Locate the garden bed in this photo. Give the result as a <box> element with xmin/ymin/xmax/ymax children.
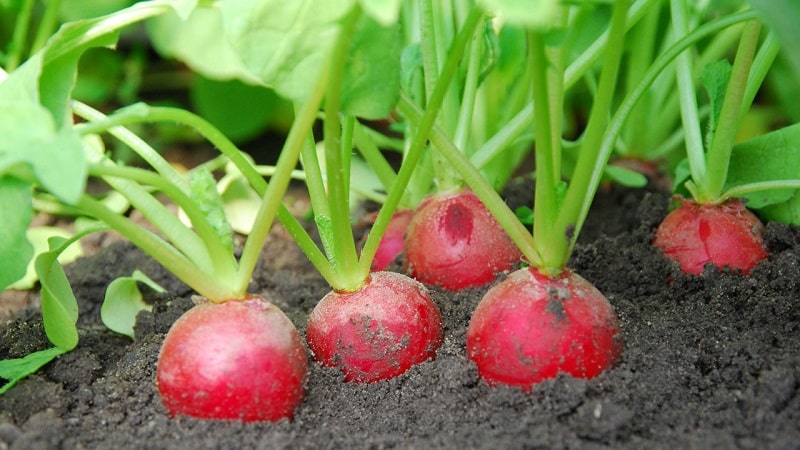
<box><xmin>1</xmin><ymin>186</ymin><xmax>799</xmax><ymax>449</ymax></box>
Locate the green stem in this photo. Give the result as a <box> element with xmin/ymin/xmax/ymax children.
<box><xmin>234</xmin><ymin>8</ymin><xmax>359</xmax><ymax>294</ymax></box>
<box><xmin>580</xmin><ymin>10</ymin><xmax>761</xmax><ymax>250</ymax></box>
<box><xmin>453</xmin><ymin>22</ymin><xmax>482</xmax><ymax>154</ymax></box>
<box><xmin>701</xmin><ymin>20</ymin><xmax>761</xmax><ymax>201</ymax></box>
<box><xmin>358</xmin><ymin>9</ymin><xmax>484</xmax><ymax>274</ymax></box>
<box><xmin>722</xmin><ymin>180</ymin><xmax>800</xmax><ymax>199</ymax></box>
<box><xmin>75</xmin><ymin>195</ymin><xmax>233</xmax><ymax>301</ymax></box>
<box><xmin>741</xmin><ymin>31</ymin><xmax>780</xmax><ymax>123</ymax></box>
<box><xmin>87</xmin><ymin>164</ymin><xmax>237</xmax><ymax>279</ymax></box>
<box><xmin>30</xmin><ymin>0</ymin><xmax>63</xmax><ymax>54</ymax></box>
<box><xmin>322</xmin><ymin>9</ymin><xmax>361</xmax><ymax>291</ymax></box>
<box><xmin>74</xmin><ymin>101</ymin><xmax>334</xmax><ymax>282</ymax></box>
<box><xmin>671</xmin><ymin>0</ymin><xmax>707</xmax><ymax>191</ymax></box>
<box><xmin>72</xmin><ymin>101</ymin><xmax>187</xmax><ymax>191</ymax></box>
<box><xmin>528</xmin><ymin>31</ymin><xmax>559</xmax><ymax>269</ymax></box>
<box><xmin>6</xmin><ymin>0</ymin><xmax>36</xmax><ymax>71</ymax></box>
<box><xmin>353</xmin><ymin>122</ymin><xmax>398</xmax><ymax>191</ymax></box>
<box><xmin>470</xmin><ymin>105</ymin><xmax>534</xmax><ymax>170</ymax></box>
<box><xmin>548</xmin><ymin>0</ymin><xmax>630</xmax><ymax>274</ymax></box>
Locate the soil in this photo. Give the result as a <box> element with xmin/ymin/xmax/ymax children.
<box><xmin>1</xmin><ymin>185</ymin><xmax>799</xmax><ymax>450</ymax></box>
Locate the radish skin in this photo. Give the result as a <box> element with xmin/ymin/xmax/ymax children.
<box><xmin>466</xmin><ymin>267</ymin><xmax>621</xmax><ymax>390</ymax></box>
<box><xmin>306</xmin><ymin>271</ymin><xmax>443</xmax><ymax>382</ymax></box>
<box><xmin>404</xmin><ymin>189</ymin><xmax>521</xmax><ymax>290</ymax></box>
<box><xmin>653</xmin><ymin>198</ymin><xmax>767</xmax><ymax>275</ymax></box>
<box><xmin>157</xmin><ymin>296</ymin><xmax>307</xmax><ymax>422</ymax></box>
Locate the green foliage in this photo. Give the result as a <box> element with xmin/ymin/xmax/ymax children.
<box><xmin>0</xmin><ymin>176</ymin><xmax>33</xmax><ymax>290</ymax></box>
<box><xmin>189</xmin><ymin>168</ymin><xmax>234</xmax><ymax>254</ymax></box>
<box><xmin>0</xmin><ymin>347</ymin><xmax>67</xmax><ymax>394</ymax></box>
<box><xmin>101</xmin><ymin>270</ymin><xmax>163</xmax><ymax>339</ymax></box>
<box><xmin>35</xmin><ymin>236</ymin><xmax>80</xmax><ymax>351</ymax></box>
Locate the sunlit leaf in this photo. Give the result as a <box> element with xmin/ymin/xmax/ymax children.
<box><xmin>101</xmin><ymin>270</ymin><xmax>163</xmax><ymax>339</ymax></box>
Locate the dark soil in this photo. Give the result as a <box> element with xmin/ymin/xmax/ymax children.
<box><xmin>2</xmin><ymin>187</ymin><xmax>799</xmax><ymax>449</ymax></box>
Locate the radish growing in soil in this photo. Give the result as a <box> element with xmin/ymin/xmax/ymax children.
<box><xmin>0</xmin><ymin>0</ymin><xmax>386</xmax><ymax>418</ymax></box>
<box><xmin>157</xmin><ymin>296</ymin><xmax>306</xmax><ymax>421</ymax></box>
<box><xmin>653</xmin><ymin>4</ymin><xmax>800</xmax><ymax>275</ymax></box>
<box><xmin>397</xmin><ymin>0</ymin><xmax>642</xmax><ymax>388</ymax></box>
<box><xmin>404</xmin><ymin>188</ymin><xmax>520</xmax><ymax>290</ymax></box>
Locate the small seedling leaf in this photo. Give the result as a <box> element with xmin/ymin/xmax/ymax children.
<box><xmin>10</xmin><ymin>227</ymin><xmax>84</xmax><ymax>291</ymax></box>
<box><xmin>101</xmin><ymin>270</ymin><xmax>162</xmax><ymax>339</ymax></box>
<box><xmin>35</xmin><ymin>237</ymin><xmax>80</xmax><ymax>351</ymax></box>
<box><xmin>0</xmin><ymin>347</ymin><xmax>67</xmax><ymax>395</ymax></box>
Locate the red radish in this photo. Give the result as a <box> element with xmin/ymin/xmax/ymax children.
<box><xmin>404</xmin><ymin>188</ymin><xmax>521</xmax><ymax>290</ymax></box>
<box><xmin>361</xmin><ymin>209</ymin><xmax>414</xmax><ymax>271</ymax></box>
<box><xmin>466</xmin><ymin>267</ymin><xmax>621</xmax><ymax>390</ymax></box>
<box><xmin>157</xmin><ymin>295</ymin><xmax>307</xmax><ymax>422</ymax></box>
<box><xmin>652</xmin><ymin>197</ymin><xmax>767</xmax><ymax>275</ymax></box>
<box><xmin>306</xmin><ymin>271</ymin><xmax>443</xmax><ymax>383</ymax></box>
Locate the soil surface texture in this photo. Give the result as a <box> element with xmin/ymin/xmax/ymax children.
<box><xmin>1</xmin><ymin>186</ymin><xmax>799</xmax><ymax>450</ymax></box>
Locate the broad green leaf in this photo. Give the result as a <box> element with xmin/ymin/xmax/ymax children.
<box><xmin>34</xmin><ymin>237</ymin><xmax>80</xmax><ymax>351</ymax></box>
<box><xmin>219</xmin><ymin>0</ymin><xmax>355</xmax><ymax>101</ymax></box>
<box><xmin>190</xmin><ymin>168</ymin><xmax>234</xmax><ymax>253</ymax></box>
<box><xmin>147</xmin><ymin>6</ymin><xmax>258</xmax><ymax>83</ymax></box>
<box><xmin>340</xmin><ymin>14</ymin><xmax>401</xmax><ymax>119</ymax></box>
<box><xmin>749</xmin><ymin>0</ymin><xmax>800</xmax><ymax>77</ymax></box>
<box><xmin>101</xmin><ymin>270</ymin><xmax>162</xmax><ymax>339</ymax></box>
<box><xmin>476</xmin><ymin>0</ymin><xmax>558</xmax><ymax>29</ymax></box>
<box><xmin>758</xmin><ymin>190</ymin><xmax>800</xmax><ymax>225</ymax></box>
<box><xmin>189</xmin><ymin>76</ymin><xmax>293</xmax><ymax>142</ymax></box>
<box><xmin>0</xmin><ymin>347</ymin><xmax>67</xmax><ymax>395</ymax></box>
<box><xmin>701</xmin><ymin>60</ymin><xmax>732</xmax><ymax>148</ymax></box>
<box><xmin>10</xmin><ymin>226</ymin><xmax>84</xmax><ymax>290</ymax></box>
<box><xmin>725</xmin><ymin>122</ymin><xmax>800</xmax><ymax>210</ymax></box>
<box><xmin>0</xmin><ymin>101</ymin><xmax>87</xmax><ymax>203</ymax></box>
<box><xmin>0</xmin><ymin>176</ymin><xmax>33</xmax><ymax>290</ymax></box>
<box><xmin>604</xmin><ymin>165</ymin><xmax>648</xmax><ymax>188</ymax></box>
<box><xmin>358</xmin><ymin>0</ymin><xmax>401</xmax><ymax>26</ymax></box>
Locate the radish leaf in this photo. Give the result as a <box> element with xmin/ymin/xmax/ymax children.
<box><xmin>35</xmin><ymin>237</ymin><xmax>80</xmax><ymax>351</ymax></box>
<box><xmin>0</xmin><ymin>347</ymin><xmax>68</xmax><ymax>395</ymax></box>
<box><xmin>0</xmin><ymin>176</ymin><xmax>33</xmax><ymax>290</ymax></box>
<box><xmin>101</xmin><ymin>270</ymin><xmax>163</xmax><ymax>339</ymax></box>
<box><xmin>725</xmin><ymin>122</ymin><xmax>800</xmax><ymax>214</ymax></box>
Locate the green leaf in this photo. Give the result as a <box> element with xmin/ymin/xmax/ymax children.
<box><xmin>758</xmin><ymin>189</ymin><xmax>800</xmax><ymax>225</ymax></box>
<box><xmin>749</xmin><ymin>0</ymin><xmax>800</xmax><ymax>77</ymax></box>
<box><xmin>725</xmin><ymin>122</ymin><xmax>800</xmax><ymax>210</ymax></box>
<box><xmin>604</xmin><ymin>165</ymin><xmax>648</xmax><ymax>188</ymax></box>
<box><xmin>147</xmin><ymin>6</ymin><xmax>258</xmax><ymax>83</ymax></box>
<box><xmin>0</xmin><ymin>101</ymin><xmax>87</xmax><ymax>203</ymax></box>
<box><xmin>340</xmin><ymin>14</ymin><xmax>401</xmax><ymax>119</ymax></box>
<box><xmin>476</xmin><ymin>0</ymin><xmax>558</xmax><ymax>29</ymax></box>
<box><xmin>101</xmin><ymin>270</ymin><xmax>162</xmax><ymax>339</ymax></box>
<box><xmin>10</xmin><ymin>226</ymin><xmax>84</xmax><ymax>290</ymax></box>
<box><xmin>219</xmin><ymin>0</ymin><xmax>355</xmax><ymax>101</ymax></box>
<box><xmin>701</xmin><ymin>60</ymin><xmax>732</xmax><ymax>148</ymax></box>
<box><xmin>357</xmin><ymin>0</ymin><xmax>401</xmax><ymax>26</ymax></box>
<box><xmin>190</xmin><ymin>168</ymin><xmax>234</xmax><ymax>253</ymax></box>
<box><xmin>189</xmin><ymin>76</ymin><xmax>293</xmax><ymax>142</ymax></box>
<box><xmin>34</xmin><ymin>237</ymin><xmax>80</xmax><ymax>351</ymax></box>
<box><xmin>0</xmin><ymin>176</ymin><xmax>33</xmax><ymax>290</ymax></box>
<box><xmin>0</xmin><ymin>347</ymin><xmax>67</xmax><ymax>395</ymax></box>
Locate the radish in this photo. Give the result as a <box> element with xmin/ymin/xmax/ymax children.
<box><xmin>394</xmin><ymin>0</ymin><xmax>633</xmax><ymax>389</ymax></box>
<box><xmin>157</xmin><ymin>296</ymin><xmax>307</xmax><ymax>422</ymax></box>
<box><xmin>362</xmin><ymin>209</ymin><xmax>414</xmax><ymax>271</ymax></box>
<box><xmin>306</xmin><ymin>271</ymin><xmax>442</xmax><ymax>382</ymax></box>
<box><xmin>466</xmin><ymin>268</ymin><xmax>622</xmax><ymax>389</ymax></box>
<box><xmin>404</xmin><ymin>189</ymin><xmax>521</xmax><ymax>290</ymax></box>
<box><xmin>652</xmin><ymin>197</ymin><xmax>767</xmax><ymax>275</ymax></box>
